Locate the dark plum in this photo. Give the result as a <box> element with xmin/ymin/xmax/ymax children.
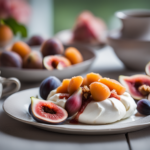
<box><xmin>27</xmin><ymin>35</ymin><xmax>44</xmax><ymax>46</ymax></box>
<box><xmin>41</xmin><ymin>38</ymin><xmax>64</xmax><ymax>57</ymax></box>
<box><xmin>0</xmin><ymin>51</ymin><xmax>22</xmax><ymax>68</ymax></box>
<box><xmin>39</xmin><ymin>76</ymin><xmax>61</xmax><ymax>99</ymax></box>
<box><xmin>65</xmin><ymin>87</ymin><xmax>82</xmax><ymax>116</ymax></box>
<box><xmin>137</xmin><ymin>99</ymin><xmax>150</xmax><ymax>115</ymax></box>
<box><xmin>30</xmin><ymin>97</ymin><xmax>68</xmax><ymax>124</ymax></box>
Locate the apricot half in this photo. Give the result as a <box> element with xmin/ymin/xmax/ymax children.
<box><xmin>68</xmin><ymin>76</ymin><xmax>83</xmax><ymax>95</ymax></box>
<box><xmin>90</xmin><ymin>82</ymin><xmax>110</xmax><ymax>101</ymax></box>
<box><xmin>99</xmin><ymin>78</ymin><xmax>126</xmax><ymax>95</ymax></box>
<box><xmin>56</xmin><ymin>79</ymin><xmax>70</xmax><ymax>93</ymax></box>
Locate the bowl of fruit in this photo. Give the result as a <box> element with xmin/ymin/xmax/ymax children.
<box><xmin>0</xmin><ymin>37</ymin><xmax>96</xmax><ymax>82</ymax></box>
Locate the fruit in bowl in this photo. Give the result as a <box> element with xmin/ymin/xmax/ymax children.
<box><xmin>29</xmin><ymin>72</ymin><xmax>137</xmax><ymax>125</ymax></box>
<box><xmin>27</xmin><ymin>35</ymin><xmax>44</xmax><ymax>46</ymax></box>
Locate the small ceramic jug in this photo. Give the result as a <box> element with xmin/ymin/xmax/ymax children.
<box><xmin>0</xmin><ymin>76</ymin><xmax>21</xmax><ymax>98</ymax></box>
<box><xmin>116</xmin><ymin>9</ymin><xmax>150</xmax><ymax>40</ymax></box>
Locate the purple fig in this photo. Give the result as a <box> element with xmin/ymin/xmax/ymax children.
<box><xmin>65</xmin><ymin>87</ymin><xmax>82</xmax><ymax>117</ymax></box>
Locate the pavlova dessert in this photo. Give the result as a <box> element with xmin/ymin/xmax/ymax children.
<box><xmin>30</xmin><ymin>72</ymin><xmax>137</xmax><ymax>125</ymax></box>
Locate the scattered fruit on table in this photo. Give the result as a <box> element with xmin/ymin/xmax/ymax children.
<box><xmin>65</xmin><ymin>47</ymin><xmax>83</xmax><ymax>64</ymax></box>
<box><xmin>0</xmin><ymin>24</ymin><xmax>13</xmax><ymax>46</ymax></box>
<box><xmin>27</xmin><ymin>35</ymin><xmax>44</xmax><ymax>46</ymax></box>
<box><xmin>11</xmin><ymin>41</ymin><xmax>31</xmax><ymax>59</ymax></box>
<box><xmin>43</xmin><ymin>55</ymin><xmax>71</xmax><ymax>70</ymax></box>
<box><xmin>0</xmin><ymin>51</ymin><xmax>22</xmax><ymax>68</ymax></box>
<box><xmin>30</xmin><ymin>97</ymin><xmax>68</xmax><ymax>124</ymax></box>
<box><xmin>119</xmin><ymin>75</ymin><xmax>150</xmax><ymax>100</ymax></box>
<box><xmin>23</xmin><ymin>51</ymin><xmax>43</xmax><ymax>69</ymax></box>
<box><xmin>39</xmin><ymin>76</ymin><xmax>61</xmax><ymax>100</ymax></box>
<box><xmin>41</xmin><ymin>38</ymin><xmax>64</xmax><ymax>57</ymax></box>
<box><xmin>71</xmin><ymin>11</ymin><xmax>106</xmax><ymax>45</ymax></box>
<box><xmin>145</xmin><ymin>62</ymin><xmax>150</xmax><ymax>76</ymax></box>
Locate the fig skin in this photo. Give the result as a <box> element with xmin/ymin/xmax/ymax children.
<box><xmin>27</xmin><ymin>35</ymin><xmax>44</xmax><ymax>46</ymax></box>
<box><xmin>41</xmin><ymin>38</ymin><xmax>64</xmax><ymax>57</ymax></box>
<box><xmin>119</xmin><ymin>75</ymin><xmax>150</xmax><ymax>100</ymax></box>
<box><xmin>137</xmin><ymin>99</ymin><xmax>150</xmax><ymax>115</ymax></box>
<box><xmin>23</xmin><ymin>51</ymin><xmax>43</xmax><ymax>69</ymax></box>
<box><xmin>65</xmin><ymin>87</ymin><xmax>82</xmax><ymax>117</ymax></box>
<box><xmin>39</xmin><ymin>76</ymin><xmax>61</xmax><ymax>100</ymax></box>
<box><xmin>0</xmin><ymin>51</ymin><xmax>22</xmax><ymax>68</ymax></box>
<box><xmin>145</xmin><ymin>62</ymin><xmax>150</xmax><ymax>76</ymax></box>
<box><xmin>30</xmin><ymin>97</ymin><xmax>68</xmax><ymax>124</ymax></box>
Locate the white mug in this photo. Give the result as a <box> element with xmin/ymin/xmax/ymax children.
<box><xmin>0</xmin><ymin>77</ymin><xmax>21</xmax><ymax>98</ymax></box>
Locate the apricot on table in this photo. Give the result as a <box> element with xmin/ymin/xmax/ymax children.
<box><xmin>90</xmin><ymin>82</ymin><xmax>110</xmax><ymax>101</ymax></box>
<box><xmin>65</xmin><ymin>47</ymin><xmax>83</xmax><ymax>64</ymax></box>
<box><xmin>56</xmin><ymin>79</ymin><xmax>70</xmax><ymax>93</ymax></box>
<box><xmin>68</xmin><ymin>76</ymin><xmax>83</xmax><ymax>95</ymax></box>
<box><xmin>86</xmin><ymin>72</ymin><xmax>102</xmax><ymax>86</ymax></box>
<box><xmin>11</xmin><ymin>41</ymin><xmax>31</xmax><ymax>59</ymax></box>
<box><xmin>99</xmin><ymin>78</ymin><xmax>126</xmax><ymax>95</ymax></box>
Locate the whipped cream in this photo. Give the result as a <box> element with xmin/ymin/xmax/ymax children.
<box><xmin>47</xmin><ymin>90</ymin><xmax>137</xmax><ymax>124</ymax></box>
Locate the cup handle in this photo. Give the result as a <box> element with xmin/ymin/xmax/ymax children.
<box><xmin>1</xmin><ymin>77</ymin><xmax>21</xmax><ymax>97</ymax></box>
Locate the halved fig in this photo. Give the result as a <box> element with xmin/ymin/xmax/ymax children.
<box><xmin>43</xmin><ymin>55</ymin><xmax>71</xmax><ymax>70</ymax></box>
<box><xmin>145</xmin><ymin>62</ymin><xmax>150</xmax><ymax>76</ymax></box>
<box><xmin>119</xmin><ymin>75</ymin><xmax>150</xmax><ymax>100</ymax></box>
<box><xmin>30</xmin><ymin>97</ymin><xmax>68</xmax><ymax>124</ymax></box>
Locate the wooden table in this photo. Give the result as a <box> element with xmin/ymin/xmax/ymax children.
<box><xmin>0</xmin><ymin>46</ymin><xmax>148</xmax><ymax>150</ymax></box>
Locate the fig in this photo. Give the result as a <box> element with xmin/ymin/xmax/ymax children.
<box><xmin>23</xmin><ymin>51</ymin><xmax>43</xmax><ymax>69</ymax></box>
<box><xmin>65</xmin><ymin>87</ymin><xmax>82</xmax><ymax>117</ymax></box>
<box><xmin>27</xmin><ymin>35</ymin><xmax>44</xmax><ymax>46</ymax></box>
<box><xmin>145</xmin><ymin>62</ymin><xmax>150</xmax><ymax>76</ymax></box>
<box><xmin>119</xmin><ymin>75</ymin><xmax>150</xmax><ymax>100</ymax></box>
<box><xmin>41</xmin><ymin>38</ymin><xmax>64</xmax><ymax>57</ymax></box>
<box><xmin>39</xmin><ymin>76</ymin><xmax>61</xmax><ymax>100</ymax></box>
<box><xmin>137</xmin><ymin>99</ymin><xmax>150</xmax><ymax>115</ymax></box>
<box><xmin>43</xmin><ymin>55</ymin><xmax>71</xmax><ymax>70</ymax></box>
<box><xmin>0</xmin><ymin>51</ymin><xmax>22</xmax><ymax>68</ymax></box>
<box><xmin>30</xmin><ymin>97</ymin><xmax>68</xmax><ymax>124</ymax></box>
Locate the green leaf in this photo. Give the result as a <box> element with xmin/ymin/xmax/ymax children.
<box><xmin>3</xmin><ymin>18</ymin><xmax>28</xmax><ymax>38</ymax></box>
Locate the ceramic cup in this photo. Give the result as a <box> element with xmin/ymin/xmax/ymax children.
<box><xmin>116</xmin><ymin>9</ymin><xmax>150</xmax><ymax>40</ymax></box>
<box><xmin>0</xmin><ymin>76</ymin><xmax>21</xmax><ymax>98</ymax></box>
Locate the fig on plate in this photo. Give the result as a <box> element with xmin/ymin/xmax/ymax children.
<box><xmin>30</xmin><ymin>97</ymin><xmax>68</xmax><ymax>124</ymax></box>
<box><xmin>43</xmin><ymin>55</ymin><xmax>71</xmax><ymax>70</ymax></box>
<box><xmin>41</xmin><ymin>38</ymin><xmax>64</xmax><ymax>57</ymax></box>
<box><xmin>145</xmin><ymin>62</ymin><xmax>150</xmax><ymax>76</ymax></box>
<box><xmin>137</xmin><ymin>99</ymin><xmax>150</xmax><ymax>115</ymax></box>
<box><xmin>0</xmin><ymin>51</ymin><xmax>22</xmax><ymax>68</ymax></box>
<box><xmin>39</xmin><ymin>76</ymin><xmax>61</xmax><ymax>99</ymax></box>
<box><xmin>119</xmin><ymin>75</ymin><xmax>150</xmax><ymax>100</ymax></box>
<box><xmin>65</xmin><ymin>87</ymin><xmax>82</xmax><ymax>116</ymax></box>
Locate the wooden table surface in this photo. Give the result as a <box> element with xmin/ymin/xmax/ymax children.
<box><xmin>0</xmin><ymin>46</ymin><xmax>149</xmax><ymax>150</ymax></box>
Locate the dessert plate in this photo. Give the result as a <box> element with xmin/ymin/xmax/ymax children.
<box><xmin>0</xmin><ymin>45</ymin><xmax>95</xmax><ymax>82</ymax></box>
<box><xmin>3</xmin><ymin>87</ymin><xmax>150</xmax><ymax>135</ymax></box>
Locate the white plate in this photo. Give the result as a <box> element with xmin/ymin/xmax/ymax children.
<box><xmin>55</xmin><ymin>29</ymin><xmax>106</xmax><ymax>50</ymax></box>
<box><xmin>0</xmin><ymin>45</ymin><xmax>95</xmax><ymax>82</ymax></box>
<box><xmin>3</xmin><ymin>87</ymin><xmax>150</xmax><ymax>135</ymax></box>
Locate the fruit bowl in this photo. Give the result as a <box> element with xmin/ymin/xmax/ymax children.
<box><xmin>0</xmin><ymin>44</ymin><xmax>96</xmax><ymax>82</ymax></box>
<box><xmin>107</xmin><ymin>30</ymin><xmax>150</xmax><ymax>71</ymax></box>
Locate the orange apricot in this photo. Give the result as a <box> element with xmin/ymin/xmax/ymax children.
<box><xmin>81</xmin><ymin>77</ymin><xmax>87</xmax><ymax>86</ymax></box>
<box><xmin>86</xmin><ymin>72</ymin><xmax>102</xmax><ymax>86</ymax></box>
<box><xmin>90</xmin><ymin>82</ymin><xmax>110</xmax><ymax>101</ymax></box>
<box><xmin>65</xmin><ymin>47</ymin><xmax>83</xmax><ymax>64</ymax></box>
<box><xmin>56</xmin><ymin>79</ymin><xmax>70</xmax><ymax>93</ymax></box>
<box><xmin>68</xmin><ymin>76</ymin><xmax>83</xmax><ymax>95</ymax></box>
<box><xmin>11</xmin><ymin>41</ymin><xmax>31</xmax><ymax>59</ymax></box>
<box><xmin>99</xmin><ymin>78</ymin><xmax>126</xmax><ymax>95</ymax></box>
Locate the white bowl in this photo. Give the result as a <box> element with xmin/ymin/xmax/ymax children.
<box><xmin>107</xmin><ymin>31</ymin><xmax>150</xmax><ymax>71</ymax></box>
<box><xmin>0</xmin><ymin>44</ymin><xmax>96</xmax><ymax>82</ymax></box>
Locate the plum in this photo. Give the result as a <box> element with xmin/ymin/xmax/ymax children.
<box><xmin>23</xmin><ymin>51</ymin><xmax>43</xmax><ymax>69</ymax></box>
<box><xmin>0</xmin><ymin>51</ymin><xmax>22</xmax><ymax>68</ymax></box>
<box><xmin>41</xmin><ymin>38</ymin><xmax>64</xmax><ymax>57</ymax></box>
<box><xmin>27</xmin><ymin>35</ymin><xmax>44</xmax><ymax>46</ymax></box>
<box><xmin>137</xmin><ymin>99</ymin><xmax>150</xmax><ymax>115</ymax></box>
<box><xmin>65</xmin><ymin>87</ymin><xmax>82</xmax><ymax>116</ymax></box>
<box><xmin>30</xmin><ymin>97</ymin><xmax>68</xmax><ymax>124</ymax></box>
<box><xmin>39</xmin><ymin>76</ymin><xmax>61</xmax><ymax>100</ymax></box>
